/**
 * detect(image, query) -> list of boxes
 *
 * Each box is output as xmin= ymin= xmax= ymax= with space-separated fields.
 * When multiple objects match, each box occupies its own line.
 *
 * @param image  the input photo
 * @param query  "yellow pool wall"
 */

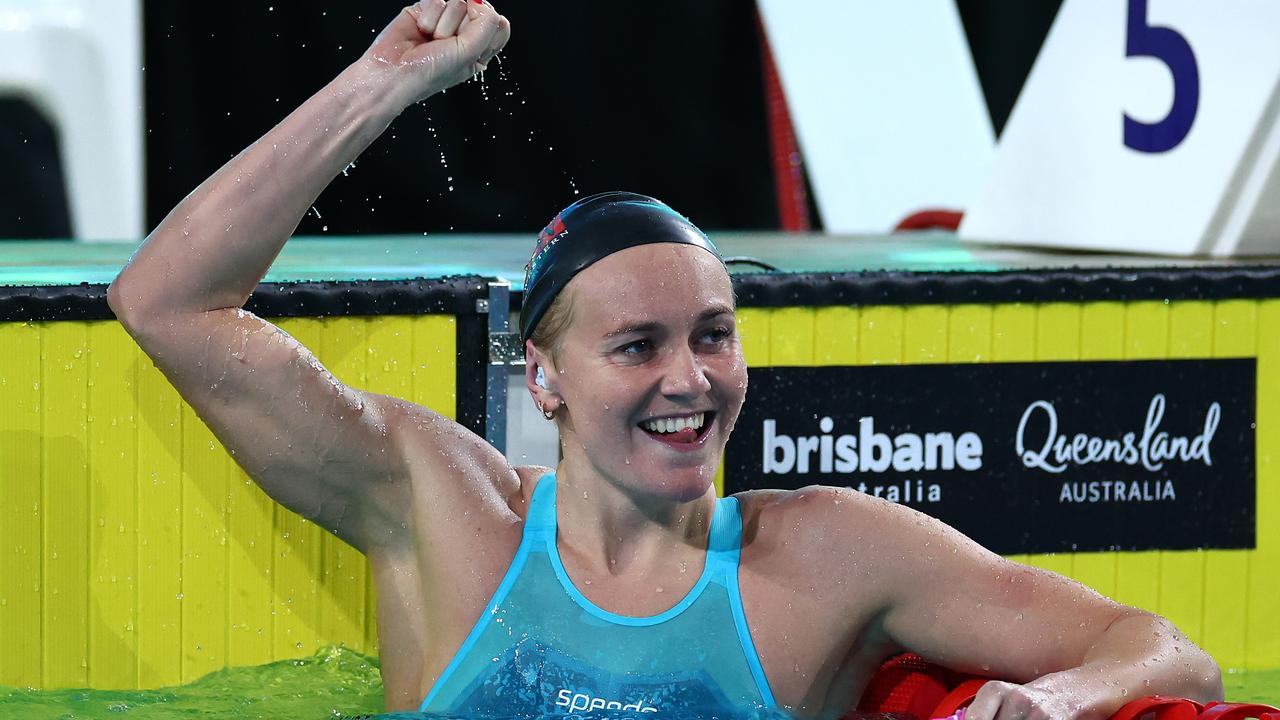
xmin=1 ymin=298 xmax=1276 ymax=690
xmin=0 ymin=314 xmax=456 ymax=690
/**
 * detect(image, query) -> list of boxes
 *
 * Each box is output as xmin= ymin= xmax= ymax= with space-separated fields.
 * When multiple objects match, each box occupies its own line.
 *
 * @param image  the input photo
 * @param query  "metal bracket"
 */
xmin=482 ymin=282 xmax=515 ymax=454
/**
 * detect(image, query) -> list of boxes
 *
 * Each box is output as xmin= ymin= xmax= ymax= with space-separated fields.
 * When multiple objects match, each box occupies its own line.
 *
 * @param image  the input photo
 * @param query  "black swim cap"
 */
xmin=520 ymin=191 xmax=721 ymax=343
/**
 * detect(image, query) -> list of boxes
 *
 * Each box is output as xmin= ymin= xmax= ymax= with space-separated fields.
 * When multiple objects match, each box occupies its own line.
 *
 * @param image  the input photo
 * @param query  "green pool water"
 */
xmin=0 ymin=647 xmax=383 ymax=719
xmin=1 ymin=647 xmax=1276 ymax=719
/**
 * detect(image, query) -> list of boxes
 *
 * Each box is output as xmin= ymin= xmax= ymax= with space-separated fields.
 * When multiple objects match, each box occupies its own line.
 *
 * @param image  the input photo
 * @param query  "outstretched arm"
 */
xmin=107 ymin=1 xmax=510 ymax=552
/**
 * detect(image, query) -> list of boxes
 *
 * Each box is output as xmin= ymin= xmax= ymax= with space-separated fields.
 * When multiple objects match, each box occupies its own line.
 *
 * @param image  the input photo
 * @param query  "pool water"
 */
xmin=1 ymin=647 xmax=1276 ymax=719
xmin=0 ymin=647 xmax=382 ymax=719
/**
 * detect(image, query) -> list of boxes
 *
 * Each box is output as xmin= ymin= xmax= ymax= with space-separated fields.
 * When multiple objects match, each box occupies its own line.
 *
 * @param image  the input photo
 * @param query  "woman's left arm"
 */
xmin=962 ymin=610 xmax=1224 ymax=720
xmin=819 ymin=488 xmax=1223 ymax=720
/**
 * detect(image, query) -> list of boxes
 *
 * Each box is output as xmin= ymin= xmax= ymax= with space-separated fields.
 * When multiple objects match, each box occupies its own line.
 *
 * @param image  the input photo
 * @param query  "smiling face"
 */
xmin=530 ymin=243 xmax=747 ymax=502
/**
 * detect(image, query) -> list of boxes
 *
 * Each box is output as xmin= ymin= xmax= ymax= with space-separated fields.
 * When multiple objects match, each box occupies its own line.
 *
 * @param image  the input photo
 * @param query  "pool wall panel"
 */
xmin=42 ymin=321 xmax=90 ymax=689
xmin=0 ymin=322 xmax=43 ymax=688
xmin=769 ymin=307 xmax=816 ymax=367
xmin=227 ymin=441 xmax=274 ymax=669
xmin=816 ymin=306 xmax=861 ymax=365
xmin=859 ymin=306 xmax=905 ymax=366
xmin=1251 ymin=301 xmax=1280 ymax=669
xmin=180 ymin=385 xmax=230 ymax=680
xmin=87 ymin=322 xmax=139 ymax=690
xmin=135 ymin=342 xmax=184 ymax=688
xmin=947 ymin=305 xmax=991 ymax=363
xmin=1203 ymin=301 xmax=1256 ymax=670
xmin=903 ymin=305 xmax=948 ymax=364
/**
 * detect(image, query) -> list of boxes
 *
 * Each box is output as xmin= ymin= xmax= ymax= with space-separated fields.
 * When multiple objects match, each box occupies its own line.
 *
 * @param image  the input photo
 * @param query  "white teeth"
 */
xmin=642 ymin=413 xmax=706 ymax=434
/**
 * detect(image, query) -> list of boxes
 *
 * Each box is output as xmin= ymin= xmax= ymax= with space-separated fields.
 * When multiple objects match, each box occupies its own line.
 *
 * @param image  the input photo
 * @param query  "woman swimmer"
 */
xmin=108 ymin=2 xmax=1223 ymax=718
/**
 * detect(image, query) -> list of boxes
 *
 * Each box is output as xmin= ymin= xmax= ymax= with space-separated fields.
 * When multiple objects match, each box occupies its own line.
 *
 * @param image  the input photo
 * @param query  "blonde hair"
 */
xmin=528 ymin=284 xmax=575 ymax=360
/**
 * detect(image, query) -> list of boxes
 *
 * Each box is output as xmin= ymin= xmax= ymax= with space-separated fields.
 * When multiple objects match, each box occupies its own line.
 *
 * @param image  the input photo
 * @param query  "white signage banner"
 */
xmin=757 ymin=1 xmax=995 ymax=234
xmin=764 ymin=1 xmax=1280 ymax=255
xmin=960 ymin=0 xmax=1280 ymax=256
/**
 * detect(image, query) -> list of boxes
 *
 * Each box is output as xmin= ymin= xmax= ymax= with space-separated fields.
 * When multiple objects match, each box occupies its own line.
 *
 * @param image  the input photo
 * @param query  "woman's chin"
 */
xmin=633 ymin=464 xmax=719 ymax=503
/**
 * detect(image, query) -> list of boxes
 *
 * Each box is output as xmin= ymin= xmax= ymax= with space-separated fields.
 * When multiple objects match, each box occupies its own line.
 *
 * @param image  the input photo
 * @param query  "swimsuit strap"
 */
xmin=712 ymin=494 xmax=777 ymax=707
xmin=706 ymin=495 xmax=744 ymax=584
xmin=522 ymin=471 xmax=559 ymax=542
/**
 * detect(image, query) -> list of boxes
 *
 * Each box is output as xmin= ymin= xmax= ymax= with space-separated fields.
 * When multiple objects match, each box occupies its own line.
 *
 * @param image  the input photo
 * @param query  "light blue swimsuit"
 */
xmin=419 ymin=473 xmax=777 ymax=716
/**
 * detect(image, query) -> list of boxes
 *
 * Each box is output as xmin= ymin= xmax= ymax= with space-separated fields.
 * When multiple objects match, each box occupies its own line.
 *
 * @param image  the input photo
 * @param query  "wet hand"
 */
xmin=965 ymin=680 xmax=1090 ymax=720
xmin=362 ymin=0 xmax=510 ymax=107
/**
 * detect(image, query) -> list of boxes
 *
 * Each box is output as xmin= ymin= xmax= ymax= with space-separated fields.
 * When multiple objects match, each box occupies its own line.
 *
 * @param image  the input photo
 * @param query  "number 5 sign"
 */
xmin=960 ymin=0 xmax=1280 ymax=256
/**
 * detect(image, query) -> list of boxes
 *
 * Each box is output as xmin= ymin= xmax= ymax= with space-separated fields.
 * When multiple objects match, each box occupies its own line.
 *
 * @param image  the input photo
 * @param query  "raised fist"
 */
xmin=362 ymin=0 xmax=511 ymax=107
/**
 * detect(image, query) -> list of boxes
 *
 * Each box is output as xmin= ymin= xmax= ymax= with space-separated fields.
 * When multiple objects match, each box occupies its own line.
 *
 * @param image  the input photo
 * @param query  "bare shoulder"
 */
xmin=734 ymin=484 xmax=990 ymax=598
xmin=730 ymin=485 xmax=927 ymax=655
xmin=735 ymin=484 xmax=920 ymax=551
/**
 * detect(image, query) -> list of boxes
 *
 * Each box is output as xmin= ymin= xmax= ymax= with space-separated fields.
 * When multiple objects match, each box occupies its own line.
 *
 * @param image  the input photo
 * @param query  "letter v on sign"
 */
xmin=961 ymin=0 xmax=1280 ymax=256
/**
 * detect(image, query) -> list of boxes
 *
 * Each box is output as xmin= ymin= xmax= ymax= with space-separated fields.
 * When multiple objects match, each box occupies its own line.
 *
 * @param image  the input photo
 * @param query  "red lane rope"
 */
xmin=852 ymin=654 xmax=1277 ymax=720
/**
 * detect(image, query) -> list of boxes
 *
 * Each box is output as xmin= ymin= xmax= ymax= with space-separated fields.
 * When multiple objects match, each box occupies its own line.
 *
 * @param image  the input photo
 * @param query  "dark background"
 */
xmin=726 ymin=360 xmax=1256 ymax=554
xmin=1 ymin=1 xmax=1062 ymax=240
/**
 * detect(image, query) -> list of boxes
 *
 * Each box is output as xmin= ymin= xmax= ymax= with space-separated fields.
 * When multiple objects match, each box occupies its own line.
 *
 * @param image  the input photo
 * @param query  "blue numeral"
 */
xmin=1124 ymin=0 xmax=1199 ymax=153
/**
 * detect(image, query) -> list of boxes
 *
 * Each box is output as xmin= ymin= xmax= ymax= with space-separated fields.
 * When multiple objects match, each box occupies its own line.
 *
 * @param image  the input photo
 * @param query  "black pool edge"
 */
xmin=9 ymin=266 xmax=1280 ymax=323
xmin=723 ymin=265 xmax=1280 ymax=308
